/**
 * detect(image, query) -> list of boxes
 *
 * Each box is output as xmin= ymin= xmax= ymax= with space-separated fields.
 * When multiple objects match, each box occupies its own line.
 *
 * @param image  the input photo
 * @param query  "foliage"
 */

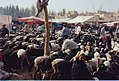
xmin=0 ymin=5 xmax=36 ymax=18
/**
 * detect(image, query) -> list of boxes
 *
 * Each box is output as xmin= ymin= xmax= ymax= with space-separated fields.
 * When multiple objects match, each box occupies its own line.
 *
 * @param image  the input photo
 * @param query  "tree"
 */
xmin=24 ymin=8 xmax=31 ymax=17
xmin=15 ymin=5 xmax=20 ymax=17
xmin=0 ymin=7 xmax=4 ymax=14
xmin=3 ymin=6 xmax=9 ymax=15
xmin=31 ymin=5 xmax=36 ymax=16
xmin=19 ymin=8 xmax=24 ymax=17
xmin=11 ymin=5 xmax=15 ymax=17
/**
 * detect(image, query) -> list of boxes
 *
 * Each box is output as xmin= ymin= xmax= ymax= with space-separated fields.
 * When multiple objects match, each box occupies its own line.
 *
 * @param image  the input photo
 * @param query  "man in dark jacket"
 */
xmin=0 ymin=24 xmax=9 ymax=38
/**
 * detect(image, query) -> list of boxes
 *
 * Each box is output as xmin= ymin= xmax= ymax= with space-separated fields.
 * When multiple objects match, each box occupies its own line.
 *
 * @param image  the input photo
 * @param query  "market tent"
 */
xmin=0 ymin=15 xmax=12 ymax=30
xmin=111 ymin=21 xmax=118 ymax=24
xmin=103 ymin=21 xmax=119 ymax=26
xmin=64 ymin=16 xmax=95 ymax=24
xmin=103 ymin=22 xmax=113 ymax=26
xmin=17 ymin=16 xmax=44 ymax=25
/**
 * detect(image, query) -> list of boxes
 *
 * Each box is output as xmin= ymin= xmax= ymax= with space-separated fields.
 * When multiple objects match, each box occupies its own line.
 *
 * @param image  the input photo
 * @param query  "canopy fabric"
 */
xmin=17 ymin=16 xmax=44 ymax=25
xmin=0 ymin=15 xmax=12 ymax=30
xmin=111 ymin=21 xmax=118 ymax=24
xmin=103 ymin=22 xmax=113 ymax=26
xmin=103 ymin=21 xmax=119 ymax=26
xmin=64 ymin=16 xmax=94 ymax=23
xmin=49 ymin=18 xmax=71 ymax=23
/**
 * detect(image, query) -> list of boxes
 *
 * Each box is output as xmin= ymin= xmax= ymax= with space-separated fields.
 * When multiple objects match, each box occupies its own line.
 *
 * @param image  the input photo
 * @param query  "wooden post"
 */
xmin=43 ymin=6 xmax=50 ymax=56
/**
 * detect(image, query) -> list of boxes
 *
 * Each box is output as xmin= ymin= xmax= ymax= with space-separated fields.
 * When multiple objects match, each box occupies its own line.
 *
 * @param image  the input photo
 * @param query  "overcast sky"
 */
xmin=0 ymin=0 xmax=119 ymax=12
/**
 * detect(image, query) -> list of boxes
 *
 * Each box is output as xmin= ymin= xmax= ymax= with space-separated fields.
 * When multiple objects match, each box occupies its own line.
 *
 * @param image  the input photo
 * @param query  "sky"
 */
xmin=0 ymin=0 xmax=119 ymax=12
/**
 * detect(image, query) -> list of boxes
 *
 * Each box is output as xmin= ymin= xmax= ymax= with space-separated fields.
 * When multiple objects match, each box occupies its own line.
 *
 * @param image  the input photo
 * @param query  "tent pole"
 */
xmin=44 ymin=6 xmax=50 ymax=56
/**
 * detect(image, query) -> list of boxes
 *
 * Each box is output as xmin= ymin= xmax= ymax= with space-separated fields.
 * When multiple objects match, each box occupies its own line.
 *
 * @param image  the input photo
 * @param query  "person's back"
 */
xmin=61 ymin=25 xmax=71 ymax=39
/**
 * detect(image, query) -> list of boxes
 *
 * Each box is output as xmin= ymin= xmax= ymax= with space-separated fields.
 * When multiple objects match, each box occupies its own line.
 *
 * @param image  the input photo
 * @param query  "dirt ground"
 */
xmin=9 ymin=69 xmax=34 ymax=80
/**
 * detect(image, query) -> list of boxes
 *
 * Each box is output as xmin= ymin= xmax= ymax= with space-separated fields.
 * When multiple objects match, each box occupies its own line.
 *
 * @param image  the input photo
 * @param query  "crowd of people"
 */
xmin=0 ymin=22 xmax=119 ymax=80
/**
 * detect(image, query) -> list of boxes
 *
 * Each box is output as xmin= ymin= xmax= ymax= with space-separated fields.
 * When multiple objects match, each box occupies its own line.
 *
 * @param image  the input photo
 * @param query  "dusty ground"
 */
xmin=8 ymin=69 xmax=34 ymax=80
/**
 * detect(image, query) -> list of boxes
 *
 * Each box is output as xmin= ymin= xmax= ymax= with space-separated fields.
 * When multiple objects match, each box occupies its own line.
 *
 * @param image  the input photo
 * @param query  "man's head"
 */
xmin=2 ymin=24 xmax=6 ymax=28
xmin=63 ymin=24 xmax=67 ymax=27
xmin=74 ymin=52 xmax=86 ymax=62
xmin=78 ymin=53 xmax=86 ymax=61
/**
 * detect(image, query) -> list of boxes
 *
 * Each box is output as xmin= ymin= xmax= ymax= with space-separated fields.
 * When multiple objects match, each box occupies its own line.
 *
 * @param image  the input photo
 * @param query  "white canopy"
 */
xmin=103 ymin=22 xmax=113 ymax=26
xmin=49 ymin=18 xmax=71 ymax=23
xmin=103 ymin=21 xmax=119 ymax=26
xmin=64 ymin=16 xmax=94 ymax=23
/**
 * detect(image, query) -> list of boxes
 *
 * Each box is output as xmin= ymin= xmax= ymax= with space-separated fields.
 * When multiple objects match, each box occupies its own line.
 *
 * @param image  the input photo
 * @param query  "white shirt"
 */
xmin=75 ymin=26 xmax=81 ymax=35
xmin=62 ymin=39 xmax=78 ymax=50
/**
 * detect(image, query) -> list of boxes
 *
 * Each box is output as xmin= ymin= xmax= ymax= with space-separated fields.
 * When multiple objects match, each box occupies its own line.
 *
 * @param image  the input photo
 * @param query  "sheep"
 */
xmin=0 ymin=62 xmax=4 ymax=69
xmin=27 ymin=44 xmax=44 ymax=57
xmin=26 ymin=44 xmax=44 ymax=72
xmin=50 ymin=43 xmax=61 ymax=52
xmin=33 ymin=56 xmax=49 ymax=79
xmin=51 ymin=58 xmax=64 ymax=69
xmin=9 ymin=48 xmax=29 ymax=71
xmin=17 ymin=49 xmax=26 ymax=58
xmin=51 ymin=58 xmax=72 ymax=80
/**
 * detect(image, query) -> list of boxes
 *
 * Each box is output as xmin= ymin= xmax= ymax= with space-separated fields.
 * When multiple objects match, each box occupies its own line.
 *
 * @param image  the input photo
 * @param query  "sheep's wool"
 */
xmin=17 ymin=49 xmax=26 ymax=58
xmin=52 ymin=59 xmax=64 ymax=67
xmin=0 ymin=62 xmax=4 ymax=69
xmin=34 ymin=56 xmax=48 ymax=65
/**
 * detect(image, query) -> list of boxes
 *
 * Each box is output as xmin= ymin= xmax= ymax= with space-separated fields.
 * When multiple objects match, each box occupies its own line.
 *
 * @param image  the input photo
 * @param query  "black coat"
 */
xmin=0 ymin=27 xmax=9 ymax=37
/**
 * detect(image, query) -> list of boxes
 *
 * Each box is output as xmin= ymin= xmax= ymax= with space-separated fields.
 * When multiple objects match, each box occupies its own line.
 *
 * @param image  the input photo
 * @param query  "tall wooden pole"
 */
xmin=43 ymin=6 xmax=50 ymax=56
